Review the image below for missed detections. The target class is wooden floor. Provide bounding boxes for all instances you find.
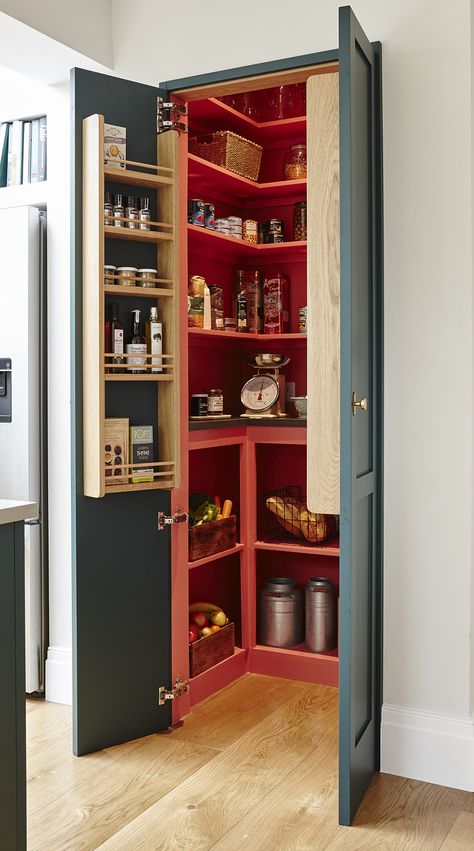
[27,674,474,850]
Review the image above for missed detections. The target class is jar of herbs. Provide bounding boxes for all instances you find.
[137,268,158,288]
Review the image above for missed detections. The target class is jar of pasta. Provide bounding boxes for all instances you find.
[284,144,307,180]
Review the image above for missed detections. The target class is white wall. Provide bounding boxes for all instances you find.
[0,67,72,704]
[111,0,474,789]
[0,0,113,68]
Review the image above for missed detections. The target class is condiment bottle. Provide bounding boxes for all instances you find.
[237,291,248,332]
[113,193,124,227]
[126,309,147,373]
[146,306,163,373]
[104,191,114,226]
[105,302,124,373]
[207,389,224,415]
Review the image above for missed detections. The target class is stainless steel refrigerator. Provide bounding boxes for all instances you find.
[0,205,47,694]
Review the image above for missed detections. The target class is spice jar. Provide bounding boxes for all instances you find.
[137,268,158,288]
[139,197,151,230]
[104,265,116,286]
[207,389,224,415]
[116,267,137,286]
[284,144,307,180]
[293,201,307,240]
[264,219,285,244]
[125,196,139,229]
[113,193,124,227]
[243,219,258,244]
[209,286,224,330]
[264,272,290,334]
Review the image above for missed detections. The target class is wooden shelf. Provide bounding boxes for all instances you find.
[104,164,173,189]
[104,224,173,243]
[104,374,174,382]
[188,327,306,345]
[249,644,338,688]
[188,223,306,262]
[188,154,306,202]
[189,98,306,145]
[104,284,173,298]
[188,543,245,570]
[189,647,247,708]
[254,538,340,558]
[105,479,175,494]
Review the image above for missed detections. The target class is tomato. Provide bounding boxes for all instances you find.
[189,625,199,643]
[191,612,208,628]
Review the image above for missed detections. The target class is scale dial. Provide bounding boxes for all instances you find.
[241,374,280,413]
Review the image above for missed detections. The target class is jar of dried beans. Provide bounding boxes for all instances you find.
[293,201,307,240]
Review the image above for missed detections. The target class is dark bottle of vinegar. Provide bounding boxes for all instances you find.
[105,302,124,373]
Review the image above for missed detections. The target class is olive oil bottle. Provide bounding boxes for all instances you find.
[146,306,163,373]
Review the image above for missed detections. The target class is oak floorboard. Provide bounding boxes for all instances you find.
[211,732,339,851]
[459,794,474,813]
[96,683,338,850]
[172,673,298,749]
[439,811,474,850]
[326,773,472,851]
[28,735,218,851]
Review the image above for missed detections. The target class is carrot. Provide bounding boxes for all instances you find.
[222,499,232,518]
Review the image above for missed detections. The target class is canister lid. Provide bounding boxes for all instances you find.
[116,267,138,272]
[137,268,157,274]
[307,576,332,587]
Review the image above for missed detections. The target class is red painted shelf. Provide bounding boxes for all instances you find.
[188,154,306,202]
[254,538,340,558]
[188,98,307,145]
[188,543,245,570]
[188,223,306,262]
[188,327,306,345]
[189,647,247,708]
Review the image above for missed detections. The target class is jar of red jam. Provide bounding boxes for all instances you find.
[263,272,290,334]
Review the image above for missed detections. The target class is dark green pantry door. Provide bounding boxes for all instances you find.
[71,69,174,755]
[338,7,383,825]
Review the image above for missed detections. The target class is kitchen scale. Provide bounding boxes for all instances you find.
[241,354,290,418]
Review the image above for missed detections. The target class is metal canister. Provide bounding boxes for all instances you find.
[305,577,337,653]
[204,203,215,229]
[258,578,303,648]
[188,199,205,226]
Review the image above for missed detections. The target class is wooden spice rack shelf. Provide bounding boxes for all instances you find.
[82,113,180,497]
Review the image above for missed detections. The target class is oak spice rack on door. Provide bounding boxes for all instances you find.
[82,113,180,497]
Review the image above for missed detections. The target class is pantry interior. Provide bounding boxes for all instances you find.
[81,57,342,724]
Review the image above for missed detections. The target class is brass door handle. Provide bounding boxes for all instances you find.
[352,392,368,415]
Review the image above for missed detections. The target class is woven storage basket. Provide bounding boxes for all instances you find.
[189,131,263,181]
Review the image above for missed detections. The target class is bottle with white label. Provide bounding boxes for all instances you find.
[146,306,163,373]
[126,309,147,373]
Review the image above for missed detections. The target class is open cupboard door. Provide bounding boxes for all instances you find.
[337,7,383,825]
[72,69,183,754]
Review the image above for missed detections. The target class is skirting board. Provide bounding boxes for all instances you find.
[45,646,72,705]
[381,704,474,792]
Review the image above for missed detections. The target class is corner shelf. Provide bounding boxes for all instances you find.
[189,97,307,145]
[188,327,306,345]
[188,153,306,202]
[188,543,245,570]
[254,538,340,558]
[82,113,180,497]
[188,223,306,262]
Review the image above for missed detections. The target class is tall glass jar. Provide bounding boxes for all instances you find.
[263,272,290,334]
[284,144,307,180]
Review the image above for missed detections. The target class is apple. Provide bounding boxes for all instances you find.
[211,610,227,627]
[200,626,213,637]
[210,625,221,633]
[189,624,199,643]
[191,611,208,629]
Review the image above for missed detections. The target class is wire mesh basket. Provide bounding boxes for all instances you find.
[264,485,339,546]
[189,131,263,181]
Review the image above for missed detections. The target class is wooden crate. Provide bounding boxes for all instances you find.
[189,515,236,562]
[190,622,235,677]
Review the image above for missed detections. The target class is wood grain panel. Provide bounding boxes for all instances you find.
[82,115,105,497]
[439,811,474,850]
[96,683,337,850]
[175,62,338,101]
[307,72,340,515]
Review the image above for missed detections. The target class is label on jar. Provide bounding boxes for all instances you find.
[208,395,223,413]
[126,209,139,229]
[126,343,147,370]
[139,210,151,230]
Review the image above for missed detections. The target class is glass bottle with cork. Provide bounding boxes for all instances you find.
[126,309,147,373]
[105,302,124,373]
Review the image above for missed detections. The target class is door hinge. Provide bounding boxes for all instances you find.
[157,97,188,135]
[158,676,190,706]
[157,509,189,531]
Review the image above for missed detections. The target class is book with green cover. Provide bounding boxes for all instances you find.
[0,123,10,187]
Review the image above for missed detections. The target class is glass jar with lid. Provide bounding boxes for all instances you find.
[284,144,307,180]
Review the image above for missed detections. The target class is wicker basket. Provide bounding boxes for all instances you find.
[189,131,263,181]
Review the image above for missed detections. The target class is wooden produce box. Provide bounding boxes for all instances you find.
[189,515,236,562]
[190,622,235,677]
